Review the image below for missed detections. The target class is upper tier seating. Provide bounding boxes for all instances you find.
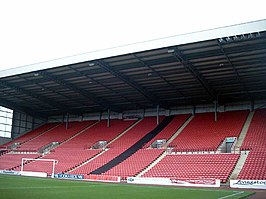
[1,123,58,148]
[59,119,135,150]
[170,111,249,151]
[143,114,190,148]
[143,154,240,183]
[107,117,164,150]
[238,109,266,180]
[17,121,94,151]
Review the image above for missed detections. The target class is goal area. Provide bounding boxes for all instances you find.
[21,158,58,178]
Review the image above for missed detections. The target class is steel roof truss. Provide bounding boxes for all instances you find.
[39,71,121,112]
[96,60,168,108]
[217,41,252,100]
[171,47,217,102]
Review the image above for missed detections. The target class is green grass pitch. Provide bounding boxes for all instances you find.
[0,175,254,199]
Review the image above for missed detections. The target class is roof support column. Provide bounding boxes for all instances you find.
[192,105,196,116]
[99,112,102,121]
[251,100,255,112]
[32,117,35,131]
[156,105,160,125]
[107,109,110,128]
[66,113,69,130]
[214,101,218,122]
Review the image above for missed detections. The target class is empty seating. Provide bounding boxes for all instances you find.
[17,121,94,151]
[238,151,266,180]
[144,114,190,148]
[0,153,41,170]
[70,149,122,175]
[60,119,135,151]
[108,117,161,150]
[104,149,164,179]
[238,109,266,180]
[1,123,58,148]
[143,154,240,183]
[170,111,248,151]
[23,149,100,174]
[24,119,135,174]
[2,110,265,183]
[71,117,159,175]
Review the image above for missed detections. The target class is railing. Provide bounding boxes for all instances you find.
[169,148,243,154]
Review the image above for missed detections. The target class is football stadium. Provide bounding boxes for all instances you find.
[0,20,266,198]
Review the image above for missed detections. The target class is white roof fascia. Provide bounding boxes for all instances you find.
[0,19,265,78]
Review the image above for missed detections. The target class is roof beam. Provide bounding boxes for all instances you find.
[95,60,168,108]
[39,71,121,112]
[69,66,142,110]
[170,47,217,101]
[21,76,98,113]
[217,40,252,100]
[133,54,187,98]
[0,80,78,115]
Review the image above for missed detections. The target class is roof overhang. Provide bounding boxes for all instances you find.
[1,19,265,79]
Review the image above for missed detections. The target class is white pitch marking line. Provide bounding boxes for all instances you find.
[218,191,244,199]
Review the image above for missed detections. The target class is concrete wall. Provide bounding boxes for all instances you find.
[11,111,46,140]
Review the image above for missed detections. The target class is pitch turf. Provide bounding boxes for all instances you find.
[0,175,253,199]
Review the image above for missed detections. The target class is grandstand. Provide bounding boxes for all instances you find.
[0,19,266,191]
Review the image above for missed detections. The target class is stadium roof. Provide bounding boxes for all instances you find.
[0,20,266,117]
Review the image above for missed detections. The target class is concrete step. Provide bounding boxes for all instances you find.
[235,111,254,151]
[230,151,249,179]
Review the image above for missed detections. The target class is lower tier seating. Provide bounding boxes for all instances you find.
[22,119,135,174]
[70,149,121,175]
[0,153,41,170]
[70,117,160,175]
[143,154,240,183]
[22,149,100,174]
[103,149,165,179]
[238,109,266,180]
[238,151,266,180]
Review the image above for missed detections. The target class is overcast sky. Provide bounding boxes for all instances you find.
[0,0,265,71]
